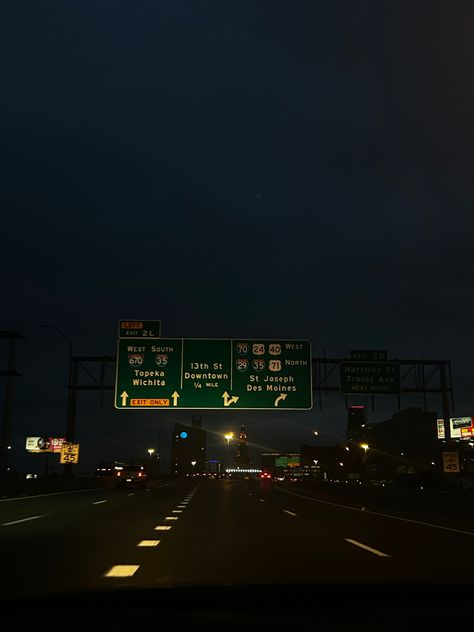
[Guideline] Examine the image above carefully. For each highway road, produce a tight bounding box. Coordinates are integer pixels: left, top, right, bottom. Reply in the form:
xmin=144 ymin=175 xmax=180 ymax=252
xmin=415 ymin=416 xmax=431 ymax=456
xmin=1 ymin=477 xmax=474 ymax=598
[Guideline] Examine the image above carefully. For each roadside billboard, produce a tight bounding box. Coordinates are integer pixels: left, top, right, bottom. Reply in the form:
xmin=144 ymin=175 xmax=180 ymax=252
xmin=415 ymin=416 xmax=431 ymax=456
xmin=25 ymin=437 xmax=67 ymax=453
xmin=437 ymin=417 xmax=474 ymax=440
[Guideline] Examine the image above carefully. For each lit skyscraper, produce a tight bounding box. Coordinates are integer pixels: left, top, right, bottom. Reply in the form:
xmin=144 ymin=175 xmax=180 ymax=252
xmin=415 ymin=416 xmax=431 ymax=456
xmin=234 ymin=425 xmax=251 ymax=468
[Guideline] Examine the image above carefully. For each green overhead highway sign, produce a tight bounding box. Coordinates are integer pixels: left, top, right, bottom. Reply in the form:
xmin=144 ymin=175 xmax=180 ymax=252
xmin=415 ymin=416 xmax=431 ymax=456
xmin=340 ymin=361 xmax=400 ymax=395
xmin=275 ymin=456 xmax=300 ymax=467
xmin=115 ymin=338 xmax=312 ymax=410
xmin=118 ymin=320 xmax=161 ymax=339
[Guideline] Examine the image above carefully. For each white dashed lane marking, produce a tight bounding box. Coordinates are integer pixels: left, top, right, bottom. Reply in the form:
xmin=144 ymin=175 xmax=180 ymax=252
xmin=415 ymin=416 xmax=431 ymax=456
xmin=101 ymin=486 xmax=201 ymax=580
xmin=283 ymin=510 xmax=297 ymax=517
xmin=104 ymin=565 xmax=139 ymax=577
xmin=345 ymin=538 xmax=390 ymax=558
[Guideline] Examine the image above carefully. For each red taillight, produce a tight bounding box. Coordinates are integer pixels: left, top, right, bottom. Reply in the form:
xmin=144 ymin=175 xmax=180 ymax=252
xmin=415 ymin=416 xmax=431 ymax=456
xmin=117 ymin=471 xmax=121 ymax=477
xmin=138 ymin=472 xmax=142 ymax=477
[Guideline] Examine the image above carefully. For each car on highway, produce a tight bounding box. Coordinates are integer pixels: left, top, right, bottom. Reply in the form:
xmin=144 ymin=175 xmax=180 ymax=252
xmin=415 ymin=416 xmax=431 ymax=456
xmin=114 ymin=465 xmax=148 ymax=489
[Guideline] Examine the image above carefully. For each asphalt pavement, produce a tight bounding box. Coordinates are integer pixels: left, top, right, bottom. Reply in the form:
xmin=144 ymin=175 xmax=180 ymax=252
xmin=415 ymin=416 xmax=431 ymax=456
xmin=1 ymin=477 xmax=474 ymax=598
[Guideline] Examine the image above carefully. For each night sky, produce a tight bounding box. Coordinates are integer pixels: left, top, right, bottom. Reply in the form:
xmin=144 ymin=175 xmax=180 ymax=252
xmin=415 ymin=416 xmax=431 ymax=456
xmin=1 ymin=1 xmax=473 ymax=474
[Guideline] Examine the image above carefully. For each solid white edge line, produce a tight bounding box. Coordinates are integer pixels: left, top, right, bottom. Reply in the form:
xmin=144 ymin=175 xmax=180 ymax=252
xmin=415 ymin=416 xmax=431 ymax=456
xmin=0 ymin=487 xmax=113 ymax=502
xmin=345 ymin=538 xmax=390 ymax=557
xmin=2 ymin=515 xmax=46 ymax=526
xmin=275 ymin=485 xmax=474 ymax=537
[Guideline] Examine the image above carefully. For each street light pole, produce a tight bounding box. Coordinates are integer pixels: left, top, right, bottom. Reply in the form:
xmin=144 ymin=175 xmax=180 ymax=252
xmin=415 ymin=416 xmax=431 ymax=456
xmin=40 ymin=325 xmax=75 ymax=476
xmin=360 ymin=444 xmax=369 ymax=482
xmin=147 ymin=448 xmax=155 ymax=478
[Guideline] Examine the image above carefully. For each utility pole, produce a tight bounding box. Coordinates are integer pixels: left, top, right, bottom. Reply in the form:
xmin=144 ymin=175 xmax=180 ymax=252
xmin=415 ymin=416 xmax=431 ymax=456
xmin=440 ymin=360 xmax=451 ymax=447
xmin=0 ymin=331 xmax=24 ymax=476
xmin=40 ymin=325 xmax=75 ymax=476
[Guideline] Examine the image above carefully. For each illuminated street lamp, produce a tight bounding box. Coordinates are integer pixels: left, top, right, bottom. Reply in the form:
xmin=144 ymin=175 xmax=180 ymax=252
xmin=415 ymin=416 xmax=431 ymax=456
xmin=313 ymin=431 xmax=319 ymax=436
xmin=224 ymin=432 xmax=234 ymax=469
xmin=360 ymin=444 xmax=369 ymax=453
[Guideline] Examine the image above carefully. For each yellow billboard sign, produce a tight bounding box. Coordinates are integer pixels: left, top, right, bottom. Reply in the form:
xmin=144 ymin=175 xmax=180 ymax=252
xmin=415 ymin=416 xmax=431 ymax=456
xmin=60 ymin=443 xmax=80 ymax=464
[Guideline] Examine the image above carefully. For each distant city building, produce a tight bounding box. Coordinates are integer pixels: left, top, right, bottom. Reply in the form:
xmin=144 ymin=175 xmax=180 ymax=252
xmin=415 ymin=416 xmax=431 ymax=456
xmin=300 ymin=444 xmax=359 ymax=480
xmin=346 ymin=405 xmax=367 ymax=444
xmin=171 ymin=419 xmax=206 ymax=475
xmin=206 ymin=459 xmax=222 ymax=474
xmin=138 ymin=452 xmax=160 ymax=478
xmin=365 ymin=407 xmax=439 ymax=479
xmin=234 ymin=425 xmax=251 ymax=468
xmin=302 ymin=407 xmax=469 ymax=486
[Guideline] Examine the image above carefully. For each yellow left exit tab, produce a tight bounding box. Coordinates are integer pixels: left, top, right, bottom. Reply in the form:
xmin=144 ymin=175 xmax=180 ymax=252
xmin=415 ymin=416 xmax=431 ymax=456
xmin=130 ymin=399 xmax=170 ymax=407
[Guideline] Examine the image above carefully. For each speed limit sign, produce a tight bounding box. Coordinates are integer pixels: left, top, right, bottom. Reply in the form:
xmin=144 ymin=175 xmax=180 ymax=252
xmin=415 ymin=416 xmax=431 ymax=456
xmin=442 ymin=452 xmax=460 ymax=473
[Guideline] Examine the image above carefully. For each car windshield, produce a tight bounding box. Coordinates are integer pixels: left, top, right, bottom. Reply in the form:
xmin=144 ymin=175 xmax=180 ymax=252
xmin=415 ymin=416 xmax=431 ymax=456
xmin=1 ymin=0 xmax=473 ymax=606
